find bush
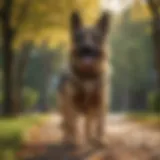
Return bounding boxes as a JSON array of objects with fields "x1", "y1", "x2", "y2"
[
  {"x1": 0, "y1": 87, "x2": 40, "y2": 111},
  {"x1": 23, "y1": 87, "x2": 40, "y2": 110},
  {"x1": 49, "y1": 92, "x2": 56, "y2": 105},
  {"x1": 147, "y1": 90, "x2": 160, "y2": 114},
  {"x1": 0, "y1": 114, "x2": 47, "y2": 160}
]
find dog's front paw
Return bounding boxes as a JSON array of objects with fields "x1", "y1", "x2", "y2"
[{"x1": 83, "y1": 137, "x2": 94, "y2": 149}]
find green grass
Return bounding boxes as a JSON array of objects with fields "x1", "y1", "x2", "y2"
[
  {"x1": 127, "y1": 112, "x2": 160, "y2": 128},
  {"x1": 0, "y1": 113, "x2": 48, "y2": 160}
]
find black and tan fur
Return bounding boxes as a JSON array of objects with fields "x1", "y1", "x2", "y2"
[{"x1": 57, "y1": 11, "x2": 110, "y2": 147}]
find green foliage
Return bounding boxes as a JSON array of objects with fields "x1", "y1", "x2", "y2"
[
  {"x1": 0, "y1": 114, "x2": 46, "y2": 160},
  {"x1": 0, "y1": 86, "x2": 39, "y2": 110},
  {"x1": 49, "y1": 92, "x2": 57, "y2": 107},
  {"x1": 23, "y1": 87, "x2": 40, "y2": 110},
  {"x1": 111, "y1": 12, "x2": 153, "y2": 89},
  {"x1": 148, "y1": 91, "x2": 160, "y2": 113},
  {"x1": 0, "y1": 149, "x2": 15, "y2": 160},
  {"x1": 1, "y1": 0, "x2": 99, "y2": 46},
  {"x1": 127, "y1": 112, "x2": 160, "y2": 128},
  {"x1": 24, "y1": 44, "x2": 65, "y2": 110},
  {"x1": 0, "y1": 114, "x2": 43, "y2": 146},
  {"x1": 110, "y1": 9, "x2": 154, "y2": 110}
]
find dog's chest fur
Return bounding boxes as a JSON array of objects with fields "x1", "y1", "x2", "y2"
[{"x1": 67, "y1": 76, "x2": 105, "y2": 113}]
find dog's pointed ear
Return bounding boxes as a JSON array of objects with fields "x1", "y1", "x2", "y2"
[
  {"x1": 96, "y1": 12, "x2": 110, "y2": 35},
  {"x1": 70, "y1": 11, "x2": 82, "y2": 32}
]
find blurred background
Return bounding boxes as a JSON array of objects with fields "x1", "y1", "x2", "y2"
[{"x1": 0, "y1": 0, "x2": 160, "y2": 160}]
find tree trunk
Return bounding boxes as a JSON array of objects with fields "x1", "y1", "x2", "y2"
[
  {"x1": 13, "y1": 42, "x2": 32, "y2": 113},
  {"x1": 2, "y1": 34, "x2": 14, "y2": 116},
  {"x1": 147, "y1": 0, "x2": 160, "y2": 89},
  {"x1": 152, "y1": 16, "x2": 160, "y2": 89},
  {"x1": 1, "y1": 0, "x2": 32, "y2": 116},
  {"x1": 39, "y1": 53, "x2": 53, "y2": 112},
  {"x1": 1, "y1": 0, "x2": 15, "y2": 116}
]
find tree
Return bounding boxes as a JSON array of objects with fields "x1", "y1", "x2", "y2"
[
  {"x1": 13, "y1": 41, "x2": 33, "y2": 113},
  {"x1": 147, "y1": 0, "x2": 160, "y2": 89},
  {"x1": 0, "y1": 0, "x2": 100, "y2": 116},
  {"x1": 110, "y1": 8, "x2": 154, "y2": 111},
  {"x1": 0, "y1": 0, "x2": 32, "y2": 116},
  {"x1": 24, "y1": 43, "x2": 65, "y2": 112}
]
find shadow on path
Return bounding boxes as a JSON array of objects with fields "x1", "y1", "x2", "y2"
[{"x1": 19, "y1": 143, "x2": 115, "y2": 160}]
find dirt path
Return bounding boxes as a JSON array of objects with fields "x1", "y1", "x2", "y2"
[{"x1": 18, "y1": 113, "x2": 160, "y2": 160}]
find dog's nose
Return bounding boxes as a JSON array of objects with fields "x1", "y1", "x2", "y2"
[{"x1": 81, "y1": 45, "x2": 92, "y2": 53}]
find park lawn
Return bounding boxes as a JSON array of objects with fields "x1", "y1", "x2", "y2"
[
  {"x1": 0, "y1": 113, "x2": 48, "y2": 160},
  {"x1": 128, "y1": 112, "x2": 160, "y2": 128}
]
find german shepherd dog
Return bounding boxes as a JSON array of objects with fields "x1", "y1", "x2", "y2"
[{"x1": 57, "y1": 11, "x2": 110, "y2": 148}]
